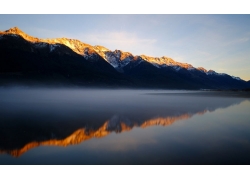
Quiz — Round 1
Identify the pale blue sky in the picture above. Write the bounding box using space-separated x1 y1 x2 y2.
1 15 250 80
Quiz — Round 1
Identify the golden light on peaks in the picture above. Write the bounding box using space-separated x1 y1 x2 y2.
120 51 133 61
0 26 212 73
1 26 98 58
197 67 208 73
139 55 195 69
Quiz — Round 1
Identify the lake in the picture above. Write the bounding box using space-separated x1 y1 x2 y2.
0 88 250 164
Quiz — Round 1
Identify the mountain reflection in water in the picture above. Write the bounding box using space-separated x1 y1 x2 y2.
0 89 249 164
0 113 198 157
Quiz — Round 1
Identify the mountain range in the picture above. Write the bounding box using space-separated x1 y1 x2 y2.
0 27 249 89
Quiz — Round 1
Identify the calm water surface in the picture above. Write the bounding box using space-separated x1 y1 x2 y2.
0 88 250 164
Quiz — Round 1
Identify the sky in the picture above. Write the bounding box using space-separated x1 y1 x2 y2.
0 14 250 81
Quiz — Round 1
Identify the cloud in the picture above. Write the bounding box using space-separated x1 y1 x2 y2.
77 31 157 55
224 34 250 46
21 27 159 57
26 27 68 39
238 37 249 43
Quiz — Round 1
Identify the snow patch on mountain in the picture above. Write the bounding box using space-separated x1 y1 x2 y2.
218 73 227 76
197 67 208 73
120 56 133 67
93 49 136 71
34 42 48 48
137 59 144 65
206 70 218 75
94 45 110 52
187 67 195 71
106 53 120 68
206 70 229 76
172 66 181 71
231 76 242 81
140 55 195 72
49 44 60 52
9 34 18 38
151 63 160 68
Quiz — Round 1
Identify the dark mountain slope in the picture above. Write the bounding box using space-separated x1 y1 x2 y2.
0 34 131 87
0 27 249 89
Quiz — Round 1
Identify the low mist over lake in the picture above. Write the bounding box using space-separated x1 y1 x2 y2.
0 88 250 164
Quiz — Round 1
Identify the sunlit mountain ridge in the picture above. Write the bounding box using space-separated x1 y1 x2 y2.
1 27 94 55
0 27 249 89
0 27 240 78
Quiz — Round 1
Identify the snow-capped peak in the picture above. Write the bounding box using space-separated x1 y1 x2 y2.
231 76 242 81
206 70 217 75
5 27 23 34
206 70 228 76
2 27 95 54
197 67 208 73
140 55 194 70
94 45 110 52
1 27 245 81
